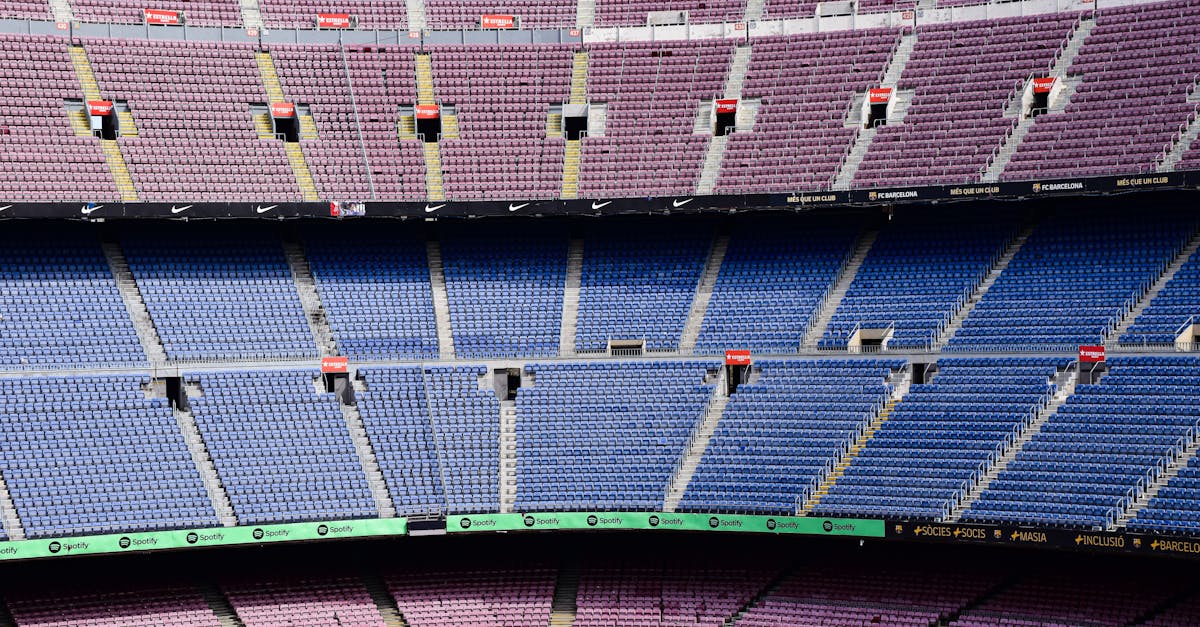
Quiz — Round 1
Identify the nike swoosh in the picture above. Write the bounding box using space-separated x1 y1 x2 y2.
255 204 278 214
81 204 103 215
672 198 694 208
424 204 446 213
591 200 612 209
170 204 193 214
508 202 530 212
0 205 11 212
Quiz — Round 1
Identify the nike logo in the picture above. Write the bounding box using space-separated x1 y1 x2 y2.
591 200 612 209
81 204 103 215
508 202 530 212
424 203 446 213
0 205 11 213
254 204 277 214
672 198 694 208
170 204 193 214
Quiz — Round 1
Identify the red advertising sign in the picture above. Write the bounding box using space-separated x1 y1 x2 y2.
715 99 738 114
1032 77 1056 94
415 104 440 119
481 14 516 29
725 350 752 366
144 8 182 24
569 28 580 36
868 88 892 104
901 10 914 19
1079 345 1106 363
270 102 295 118
316 13 352 28
321 356 350 373
87 100 114 116
56 21 69 30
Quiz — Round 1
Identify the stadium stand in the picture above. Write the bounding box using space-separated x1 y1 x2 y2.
678 359 900 515
694 216 859 354
0 374 216 538
962 357 1200 528
440 223 567 358
949 567 1187 626
946 207 1196 351
423 365 501 514
1004 0 1200 180
303 224 440 361
0 35 118 202
432 44 572 200
514 360 716 512
573 560 776 626
340 45 430 201
187 369 377 524
85 38 301 201
423 0 575 29
0 226 144 369
72 0 242 27
270 45 378 203
853 13 1080 187
577 40 733 198
259 0 405 29
386 565 556 626
5 584 223 627
714 29 899 195
122 227 317 361
1121 247 1200 345
819 211 1020 350
591 0 744 26
735 562 999 626
811 358 1066 520
222 576 387 626
574 220 712 353
0 0 49 19
355 366 447 518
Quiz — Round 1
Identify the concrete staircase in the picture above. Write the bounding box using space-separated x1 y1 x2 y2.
426 241 456 359
559 238 584 356
576 0 595 27
298 113 319 140
100 140 139 201
801 230 878 347
935 225 1035 349
341 402 397 519
831 126 876 191
1108 228 1200 346
405 0 427 30
255 51 286 102
101 240 168 364
949 370 1078 522
174 407 239 527
441 111 459 139
282 239 338 357
1118 433 1200 528
549 564 580 627
202 586 245 627
744 0 766 22
253 112 275 139
238 0 263 29
500 399 518 513
561 139 582 199
664 369 729 513
117 108 139 137
547 112 563 137
560 52 589 199
801 369 910 514
695 46 751 195
67 108 91 136
422 142 446 201
982 17 1094 182
49 0 73 22
397 113 417 141
1159 82 1200 172
0 470 25 541
679 233 730 353
363 574 409 627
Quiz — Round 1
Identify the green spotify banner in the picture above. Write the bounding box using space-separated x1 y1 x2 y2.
447 512 883 538
0 518 408 561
